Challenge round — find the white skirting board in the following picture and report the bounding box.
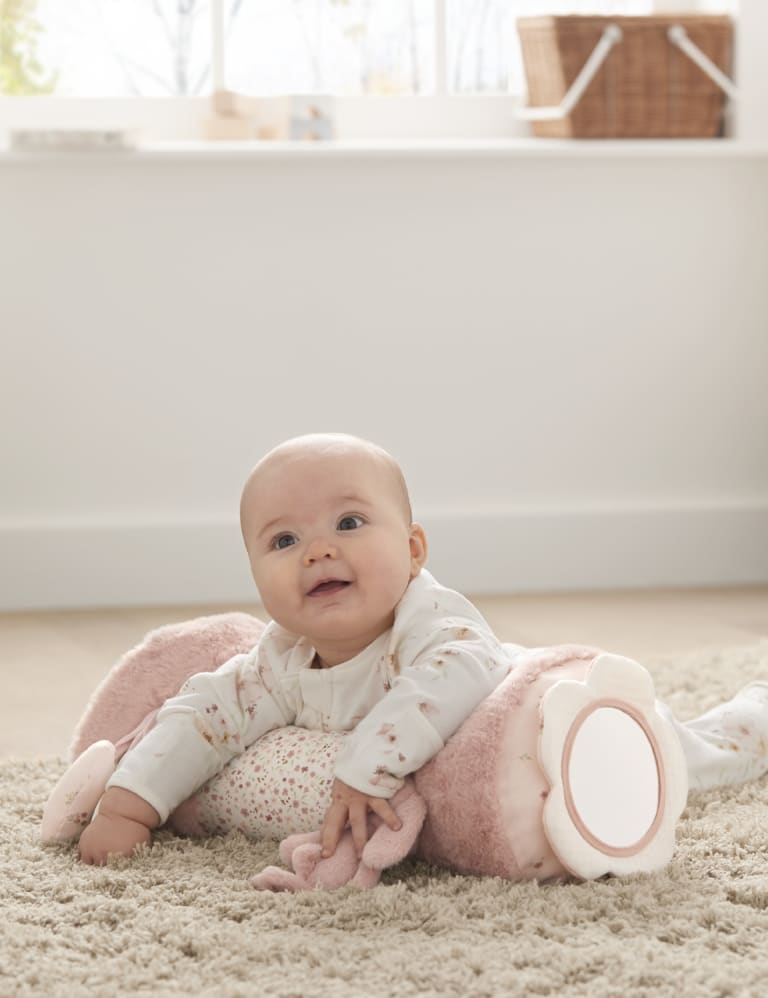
[1,504,766,611]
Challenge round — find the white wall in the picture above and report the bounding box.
[1,147,767,609]
[737,0,768,143]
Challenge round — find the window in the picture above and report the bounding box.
[0,1,740,139]
[225,1,435,97]
[2,0,214,97]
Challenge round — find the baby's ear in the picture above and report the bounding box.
[408,523,428,575]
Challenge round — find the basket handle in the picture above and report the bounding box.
[517,22,738,122]
[667,26,738,101]
[517,25,623,121]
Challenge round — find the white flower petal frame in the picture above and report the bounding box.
[538,653,688,880]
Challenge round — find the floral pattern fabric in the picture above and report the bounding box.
[191,727,344,839]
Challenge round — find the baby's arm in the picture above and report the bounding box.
[79,787,159,865]
[334,622,508,797]
[319,621,507,856]
[79,647,294,863]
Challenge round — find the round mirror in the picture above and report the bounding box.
[565,706,660,852]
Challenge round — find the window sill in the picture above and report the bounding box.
[1,137,768,163]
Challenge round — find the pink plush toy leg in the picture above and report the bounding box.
[249,832,323,891]
[295,840,361,889]
[251,833,361,892]
[250,781,427,892]
[360,784,427,871]
[348,783,428,888]
[279,831,321,865]
[249,864,311,892]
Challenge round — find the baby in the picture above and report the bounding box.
[78,432,768,866]
[78,432,513,864]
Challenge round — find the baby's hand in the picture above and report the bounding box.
[320,778,401,859]
[78,787,159,865]
[79,812,151,865]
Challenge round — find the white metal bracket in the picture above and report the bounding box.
[517,25,623,122]
[666,25,739,102]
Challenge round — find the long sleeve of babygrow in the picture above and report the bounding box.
[106,642,297,823]
[333,570,511,797]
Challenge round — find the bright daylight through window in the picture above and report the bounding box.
[3,0,662,99]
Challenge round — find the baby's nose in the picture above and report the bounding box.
[304,537,338,564]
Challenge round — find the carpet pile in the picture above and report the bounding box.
[3,642,768,997]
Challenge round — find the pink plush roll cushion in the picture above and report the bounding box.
[70,613,599,880]
[414,645,598,880]
[70,612,266,760]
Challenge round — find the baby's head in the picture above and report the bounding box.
[240,433,427,667]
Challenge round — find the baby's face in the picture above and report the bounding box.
[241,447,426,667]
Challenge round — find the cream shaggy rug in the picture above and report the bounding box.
[3,643,768,998]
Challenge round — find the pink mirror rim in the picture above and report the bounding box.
[560,698,666,857]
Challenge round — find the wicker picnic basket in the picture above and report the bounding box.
[517,15,733,138]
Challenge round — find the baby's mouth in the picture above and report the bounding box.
[307,579,352,597]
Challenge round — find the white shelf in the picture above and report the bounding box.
[2,137,768,164]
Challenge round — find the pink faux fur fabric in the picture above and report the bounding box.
[415,645,599,880]
[69,613,266,761]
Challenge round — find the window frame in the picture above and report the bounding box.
[0,0,747,144]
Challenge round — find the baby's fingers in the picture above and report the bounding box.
[320,801,347,858]
[369,797,402,832]
[349,800,370,857]
[78,841,105,866]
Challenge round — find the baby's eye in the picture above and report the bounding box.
[337,514,364,531]
[272,533,297,550]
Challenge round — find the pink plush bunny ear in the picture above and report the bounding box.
[361,784,427,871]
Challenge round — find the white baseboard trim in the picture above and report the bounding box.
[2,504,767,611]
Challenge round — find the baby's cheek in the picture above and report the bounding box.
[369,571,406,615]
[256,571,295,621]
